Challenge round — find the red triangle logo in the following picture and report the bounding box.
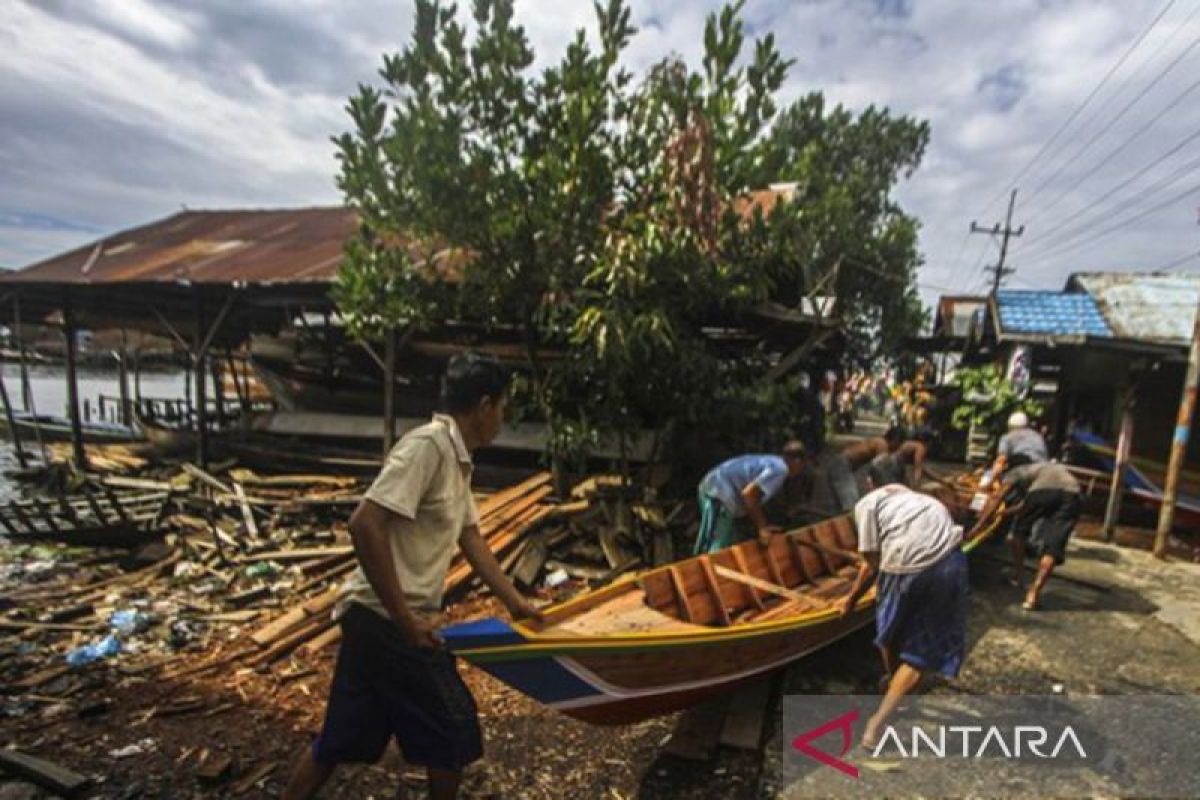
[791,709,860,778]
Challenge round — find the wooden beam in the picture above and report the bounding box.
[729,550,765,610]
[714,564,812,606]
[62,299,86,469]
[0,361,27,468]
[698,556,731,626]
[0,748,92,798]
[194,289,209,468]
[668,565,693,623]
[196,291,237,358]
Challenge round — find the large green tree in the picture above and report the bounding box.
[333,0,929,476]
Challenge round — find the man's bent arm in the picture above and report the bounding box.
[740,483,773,533]
[348,499,416,627]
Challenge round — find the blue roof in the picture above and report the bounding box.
[995,290,1112,338]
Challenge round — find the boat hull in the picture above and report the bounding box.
[443,605,874,725]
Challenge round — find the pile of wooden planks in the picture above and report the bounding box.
[239,472,556,664]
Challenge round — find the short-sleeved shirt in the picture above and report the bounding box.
[998,428,1048,468]
[337,414,480,618]
[1006,462,1080,495]
[854,486,962,574]
[699,455,789,517]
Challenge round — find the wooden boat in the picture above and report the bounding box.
[0,486,172,548]
[0,412,142,445]
[443,497,1002,725]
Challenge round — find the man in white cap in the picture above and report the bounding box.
[989,411,1048,479]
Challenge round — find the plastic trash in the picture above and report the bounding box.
[544,568,571,588]
[66,634,121,667]
[109,738,156,759]
[109,609,152,635]
[244,561,282,579]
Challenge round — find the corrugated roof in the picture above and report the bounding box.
[1068,272,1200,346]
[994,289,1112,339]
[0,207,356,285]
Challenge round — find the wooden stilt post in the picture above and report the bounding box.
[1102,385,1134,542]
[0,365,28,468]
[1154,297,1200,559]
[211,356,226,430]
[62,300,86,469]
[382,327,397,457]
[117,329,130,426]
[194,290,209,469]
[13,295,32,412]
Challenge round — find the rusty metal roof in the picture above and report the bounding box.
[1067,272,1200,346]
[1,207,357,285]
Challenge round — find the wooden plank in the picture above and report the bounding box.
[713,565,810,605]
[786,535,813,584]
[233,482,259,538]
[235,547,353,565]
[760,540,787,586]
[476,472,552,520]
[729,549,765,610]
[662,693,731,762]
[668,565,693,622]
[299,624,342,657]
[0,748,92,797]
[182,462,233,495]
[698,556,732,626]
[719,676,774,751]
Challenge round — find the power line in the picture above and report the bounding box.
[1024,75,1200,224]
[1023,178,1200,267]
[1021,149,1200,262]
[1020,121,1200,250]
[1143,248,1200,271]
[973,0,1180,220]
[1023,23,1200,211]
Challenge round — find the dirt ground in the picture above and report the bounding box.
[5,528,1197,799]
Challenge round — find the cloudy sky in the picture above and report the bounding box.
[2,0,1199,307]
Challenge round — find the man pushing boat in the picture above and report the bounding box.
[693,442,809,554]
[836,485,967,749]
[282,353,540,800]
[971,460,1080,611]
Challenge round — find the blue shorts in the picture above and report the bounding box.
[874,549,968,678]
[312,603,483,771]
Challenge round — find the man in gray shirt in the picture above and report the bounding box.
[972,461,1080,611]
[991,411,1048,477]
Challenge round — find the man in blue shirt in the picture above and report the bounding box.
[694,441,808,554]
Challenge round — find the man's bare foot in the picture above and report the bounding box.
[1022,595,1039,611]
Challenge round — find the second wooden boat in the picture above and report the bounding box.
[443,498,1001,725]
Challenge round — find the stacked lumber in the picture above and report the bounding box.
[240,472,558,662]
[503,474,689,595]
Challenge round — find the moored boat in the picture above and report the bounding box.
[0,411,142,445]
[443,497,1001,725]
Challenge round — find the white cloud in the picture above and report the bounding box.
[1,0,1197,297]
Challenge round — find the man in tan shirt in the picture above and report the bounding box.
[282,353,540,800]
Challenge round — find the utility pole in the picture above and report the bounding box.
[971,189,1025,294]
[1153,294,1200,559]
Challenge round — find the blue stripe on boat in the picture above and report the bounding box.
[441,619,602,704]
[475,656,602,704]
[441,617,528,649]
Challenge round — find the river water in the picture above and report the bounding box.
[0,364,204,501]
